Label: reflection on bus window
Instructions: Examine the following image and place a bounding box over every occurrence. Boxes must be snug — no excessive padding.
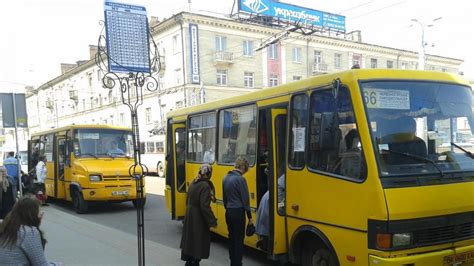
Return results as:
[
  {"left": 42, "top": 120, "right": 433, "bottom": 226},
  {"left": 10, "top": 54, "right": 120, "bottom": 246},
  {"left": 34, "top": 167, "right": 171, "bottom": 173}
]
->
[{"left": 218, "top": 105, "right": 257, "bottom": 165}]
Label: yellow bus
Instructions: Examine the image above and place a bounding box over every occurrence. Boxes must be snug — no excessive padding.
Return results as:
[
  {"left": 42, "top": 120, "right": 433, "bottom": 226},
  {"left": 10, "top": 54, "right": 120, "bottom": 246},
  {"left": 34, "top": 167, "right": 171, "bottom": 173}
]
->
[
  {"left": 29, "top": 124, "right": 145, "bottom": 213},
  {"left": 165, "top": 69, "right": 474, "bottom": 266}
]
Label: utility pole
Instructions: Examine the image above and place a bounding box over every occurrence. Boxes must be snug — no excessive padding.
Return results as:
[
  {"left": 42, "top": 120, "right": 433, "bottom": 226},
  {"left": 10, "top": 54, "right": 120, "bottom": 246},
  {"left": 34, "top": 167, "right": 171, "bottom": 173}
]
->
[{"left": 410, "top": 17, "right": 442, "bottom": 70}]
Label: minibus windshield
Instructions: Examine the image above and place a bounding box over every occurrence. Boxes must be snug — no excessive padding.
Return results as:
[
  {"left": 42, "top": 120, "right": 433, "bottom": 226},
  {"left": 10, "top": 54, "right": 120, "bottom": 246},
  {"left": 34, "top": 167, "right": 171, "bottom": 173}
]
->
[
  {"left": 361, "top": 80, "right": 474, "bottom": 186},
  {"left": 74, "top": 128, "right": 133, "bottom": 158}
]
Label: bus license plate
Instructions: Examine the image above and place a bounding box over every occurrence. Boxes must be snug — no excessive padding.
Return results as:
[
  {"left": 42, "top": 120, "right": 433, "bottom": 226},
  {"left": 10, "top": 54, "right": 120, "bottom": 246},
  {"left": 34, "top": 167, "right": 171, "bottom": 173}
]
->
[
  {"left": 444, "top": 251, "right": 474, "bottom": 265},
  {"left": 112, "top": 190, "right": 129, "bottom": 196}
]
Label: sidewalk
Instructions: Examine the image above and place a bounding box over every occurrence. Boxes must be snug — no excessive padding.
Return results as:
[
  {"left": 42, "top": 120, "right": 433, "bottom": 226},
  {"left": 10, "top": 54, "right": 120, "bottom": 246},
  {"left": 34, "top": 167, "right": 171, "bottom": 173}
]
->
[{"left": 42, "top": 206, "right": 183, "bottom": 265}]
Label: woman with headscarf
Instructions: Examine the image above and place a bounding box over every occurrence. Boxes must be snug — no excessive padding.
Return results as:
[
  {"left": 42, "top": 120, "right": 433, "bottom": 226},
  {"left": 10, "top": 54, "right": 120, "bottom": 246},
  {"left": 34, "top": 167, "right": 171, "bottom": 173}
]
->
[
  {"left": 0, "top": 166, "right": 16, "bottom": 219},
  {"left": 180, "top": 164, "right": 217, "bottom": 265}
]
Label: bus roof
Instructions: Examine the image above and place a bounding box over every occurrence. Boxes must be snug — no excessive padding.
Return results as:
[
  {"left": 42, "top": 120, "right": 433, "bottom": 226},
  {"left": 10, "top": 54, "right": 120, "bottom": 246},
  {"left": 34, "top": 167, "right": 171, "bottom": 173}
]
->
[
  {"left": 167, "top": 69, "right": 469, "bottom": 119},
  {"left": 31, "top": 124, "right": 132, "bottom": 137}
]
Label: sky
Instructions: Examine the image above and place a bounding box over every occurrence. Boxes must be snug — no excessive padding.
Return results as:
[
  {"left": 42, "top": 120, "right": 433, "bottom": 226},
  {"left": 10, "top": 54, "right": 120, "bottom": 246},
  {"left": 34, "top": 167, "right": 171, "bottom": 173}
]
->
[{"left": 0, "top": 0, "right": 473, "bottom": 92}]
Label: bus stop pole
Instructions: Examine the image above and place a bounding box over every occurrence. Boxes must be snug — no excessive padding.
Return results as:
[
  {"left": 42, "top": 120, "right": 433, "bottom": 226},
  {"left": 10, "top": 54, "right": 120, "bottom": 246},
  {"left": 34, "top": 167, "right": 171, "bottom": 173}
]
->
[{"left": 12, "top": 93, "right": 23, "bottom": 197}]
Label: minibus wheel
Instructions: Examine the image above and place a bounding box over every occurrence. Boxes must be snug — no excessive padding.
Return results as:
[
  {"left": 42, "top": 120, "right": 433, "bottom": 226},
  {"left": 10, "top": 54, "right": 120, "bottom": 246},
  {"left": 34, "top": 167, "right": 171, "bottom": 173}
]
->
[
  {"left": 72, "top": 190, "right": 89, "bottom": 214},
  {"left": 301, "top": 239, "right": 337, "bottom": 266},
  {"left": 157, "top": 162, "right": 164, "bottom": 177}
]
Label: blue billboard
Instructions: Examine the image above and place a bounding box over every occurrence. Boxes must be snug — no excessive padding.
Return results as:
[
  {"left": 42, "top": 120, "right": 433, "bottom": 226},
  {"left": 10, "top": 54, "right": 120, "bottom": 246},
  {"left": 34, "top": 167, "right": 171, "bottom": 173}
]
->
[{"left": 238, "top": 0, "right": 345, "bottom": 32}]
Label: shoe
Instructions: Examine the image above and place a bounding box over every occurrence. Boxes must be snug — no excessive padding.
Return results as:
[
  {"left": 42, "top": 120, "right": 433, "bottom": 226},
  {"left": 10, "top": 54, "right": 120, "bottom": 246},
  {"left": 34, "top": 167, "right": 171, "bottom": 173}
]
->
[{"left": 42, "top": 203, "right": 49, "bottom": 206}]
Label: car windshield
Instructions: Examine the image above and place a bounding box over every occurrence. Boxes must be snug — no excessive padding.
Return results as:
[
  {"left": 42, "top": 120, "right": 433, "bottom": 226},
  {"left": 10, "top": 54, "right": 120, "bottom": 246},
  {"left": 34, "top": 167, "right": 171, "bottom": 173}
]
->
[
  {"left": 74, "top": 128, "right": 133, "bottom": 158},
  {"left": 361, "top": 80, "right": 474, "bottom": 186}
]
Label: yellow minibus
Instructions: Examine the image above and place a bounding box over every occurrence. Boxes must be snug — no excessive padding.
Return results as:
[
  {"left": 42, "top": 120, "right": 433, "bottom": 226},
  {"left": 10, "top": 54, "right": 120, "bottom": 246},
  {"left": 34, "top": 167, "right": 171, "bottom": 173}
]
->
[{"left": 29, "top": 124, "right": 145, "bottom": 213}]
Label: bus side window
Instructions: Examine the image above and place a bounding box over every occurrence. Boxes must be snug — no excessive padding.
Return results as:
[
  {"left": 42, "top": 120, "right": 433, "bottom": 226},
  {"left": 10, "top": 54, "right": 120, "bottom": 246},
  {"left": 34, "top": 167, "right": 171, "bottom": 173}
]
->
[
  {"left": 289, "top": 94, "right": 308, "bottom": 169},
  {"left": 309, "top": 87, "right": 366, "bottom": 180}
]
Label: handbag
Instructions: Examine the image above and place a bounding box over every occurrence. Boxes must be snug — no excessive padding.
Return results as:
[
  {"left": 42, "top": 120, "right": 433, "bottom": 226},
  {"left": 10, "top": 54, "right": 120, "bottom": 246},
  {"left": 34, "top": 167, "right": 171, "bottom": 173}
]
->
[{"left": 246, "top": 222, "right": 255, "bottom": 236}]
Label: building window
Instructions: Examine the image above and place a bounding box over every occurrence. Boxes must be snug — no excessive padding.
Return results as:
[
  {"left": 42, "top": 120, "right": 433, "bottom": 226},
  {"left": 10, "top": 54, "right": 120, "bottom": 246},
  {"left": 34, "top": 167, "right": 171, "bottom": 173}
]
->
[
  {"left": 244, "top": 72, "right": 254, "bottom": 88},
  {"left": 120, "top": 113, "right": 125, "bottom": 124},
  {"left": 172, "top": 34, "right": 179, "bottom": 54},
  {"left": 269, "top": 74, "right": 278, "bottom": 87},
  {"left": 442, "top": 68, "right": 447, "bottom": 72},
  {"left": 216, "top": 36, "right": 227, "bottom": 51},
  {"left": 217, "top": 69, "right": 228, "bottom": 85},
  {"left": 334, "top": 53, "right": 342, "bottom": 69},
  {"left": 370, "top": 58, "right": 378, "bottom": 68},
  {"left": 314, "top": 50, "right": 322, "bottom": 64},
  {"left": 401, "top": 62, "right": 408, "bottom": 69},
  {"left": 174, "top": 68, "right": 182, "bottom": 84},
  {"left": 352, "top": 54, "right": 361, "bottom": 68},
  {"left": 387, "top": 60, "right": 394, "bottom": 69},
  {"left": 145, "top": 107, "right": 152, "bottom": 123},
  {"left": 269, "top": 43, "right": 278, "bottom": 59},
  {"left": 293, "top": 75, "right": 302, "bottom": 81},
  {"left": 293, "top": 47, "right": 302, "bottom": 63},
  {"left": 176, "top": 101, "right": 184, "bottom": 109},
  {"left": 243, "top": 40, "right": 253, "bottom": 56}
]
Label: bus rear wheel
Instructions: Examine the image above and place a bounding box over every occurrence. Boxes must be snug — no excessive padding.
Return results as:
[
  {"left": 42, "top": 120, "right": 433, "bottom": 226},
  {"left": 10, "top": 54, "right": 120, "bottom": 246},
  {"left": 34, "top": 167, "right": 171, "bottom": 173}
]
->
[
  {"left": 157, "top": 162, "right": 164, "bottom": 177},
  {"left": 72, "top": 190, "right": 89, "bottom": 214},
  {"left": 301, "top": 240, "right": 337, "bottom": 266}
]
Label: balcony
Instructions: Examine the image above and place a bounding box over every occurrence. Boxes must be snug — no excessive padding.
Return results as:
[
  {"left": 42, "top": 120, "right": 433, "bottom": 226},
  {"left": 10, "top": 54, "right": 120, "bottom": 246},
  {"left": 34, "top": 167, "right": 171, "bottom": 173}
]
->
[
  {"left": 312, "top": 63, "right": 328, "bottom": 74},
  {"left": 69, "top": 90, "right": 78, "bottom": 101},
  {"left": 46, "top": 99, "right": 54, "bottom": 109},
  {"left": 214, "top": 51, "right": 234, "bottom": 66}
]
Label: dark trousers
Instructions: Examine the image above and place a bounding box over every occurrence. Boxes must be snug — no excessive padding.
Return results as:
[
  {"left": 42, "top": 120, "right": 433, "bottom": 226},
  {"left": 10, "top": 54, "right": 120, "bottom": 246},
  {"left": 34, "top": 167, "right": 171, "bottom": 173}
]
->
[{"left": 225, "top": 208, "right": 245, "bottom": 266}]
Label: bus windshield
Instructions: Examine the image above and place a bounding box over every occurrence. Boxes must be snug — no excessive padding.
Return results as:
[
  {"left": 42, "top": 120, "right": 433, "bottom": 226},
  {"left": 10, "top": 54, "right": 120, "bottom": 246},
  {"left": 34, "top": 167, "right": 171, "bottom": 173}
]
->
[
  {"left": 361, "top": 81, "right": 474, "bottom": 185},
  {"left": 74, "top": 128, "right": 133, "bottom": 158}
]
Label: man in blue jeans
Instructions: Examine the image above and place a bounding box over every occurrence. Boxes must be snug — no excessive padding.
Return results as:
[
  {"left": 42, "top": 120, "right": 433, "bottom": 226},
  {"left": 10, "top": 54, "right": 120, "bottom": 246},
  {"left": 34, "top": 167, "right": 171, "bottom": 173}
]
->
[{"left": 3, "top": 152, "right": 19, "bottom": 198}]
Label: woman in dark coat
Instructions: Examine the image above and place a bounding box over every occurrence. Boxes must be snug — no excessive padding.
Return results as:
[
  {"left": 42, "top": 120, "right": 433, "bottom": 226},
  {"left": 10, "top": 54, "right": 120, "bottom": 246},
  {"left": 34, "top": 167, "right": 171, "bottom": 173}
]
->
[{"left": 180, "top": 164, "right": 217, "bottom": 265}]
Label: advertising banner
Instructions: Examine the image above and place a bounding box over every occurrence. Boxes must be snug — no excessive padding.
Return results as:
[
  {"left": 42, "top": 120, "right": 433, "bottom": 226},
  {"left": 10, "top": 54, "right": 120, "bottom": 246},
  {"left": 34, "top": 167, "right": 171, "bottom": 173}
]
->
[
  {"left": 238, "top": 0, "right": 345, "bottom": 32},
  {"left": 189, "top": 24, "right": 200, "bottom": 84}
]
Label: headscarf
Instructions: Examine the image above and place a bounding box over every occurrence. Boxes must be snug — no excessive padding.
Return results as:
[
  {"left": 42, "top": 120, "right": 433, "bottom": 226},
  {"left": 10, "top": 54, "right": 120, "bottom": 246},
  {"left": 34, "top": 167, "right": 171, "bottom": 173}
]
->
[{"left": 195, "top": 164, "right": 216, "bottom": 203}]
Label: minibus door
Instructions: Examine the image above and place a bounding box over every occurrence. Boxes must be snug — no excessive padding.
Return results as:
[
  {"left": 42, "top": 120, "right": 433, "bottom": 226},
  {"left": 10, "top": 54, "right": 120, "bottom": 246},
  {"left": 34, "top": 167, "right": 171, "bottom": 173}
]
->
[
  {"left": 164, "top": 123, "right": 187, "bottom": 220},
  {"left": 56, "top": 137, "right": 69, "bottom": 200},
  {"left": 268, "top": 108, "right": 288, "bottom": 256}
]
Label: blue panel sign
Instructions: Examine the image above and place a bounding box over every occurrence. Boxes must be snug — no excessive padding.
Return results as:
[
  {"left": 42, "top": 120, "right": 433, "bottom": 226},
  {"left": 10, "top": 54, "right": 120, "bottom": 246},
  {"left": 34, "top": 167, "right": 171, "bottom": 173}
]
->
[
  {"left": 104, "top": 1, "right": 151, "bottom": 73},
  {"left": 238, "top": 0, "right": 345, "bottom": 32},
  {"left": 189, "top": 24, "right": 200, "bottom": 84}
]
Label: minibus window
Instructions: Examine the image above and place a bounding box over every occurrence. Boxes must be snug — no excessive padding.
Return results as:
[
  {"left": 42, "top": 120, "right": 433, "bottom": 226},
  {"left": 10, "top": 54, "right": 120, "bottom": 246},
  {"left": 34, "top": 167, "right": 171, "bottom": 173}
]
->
[
  {"left": 308, "top": 87, "right": 366, "bottom": 180},
  {"left": 218, "top": 105, "right": 257, "bottom": 165},
  {"left": 289, "top": 94, "right": 308, "bottom": 169}
]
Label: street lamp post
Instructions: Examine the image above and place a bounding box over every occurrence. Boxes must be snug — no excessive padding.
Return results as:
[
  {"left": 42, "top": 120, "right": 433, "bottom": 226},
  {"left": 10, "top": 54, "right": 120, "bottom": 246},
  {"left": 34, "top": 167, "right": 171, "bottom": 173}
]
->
[{"left": 411, "top": 17, "right": 442, "bottom": 70}]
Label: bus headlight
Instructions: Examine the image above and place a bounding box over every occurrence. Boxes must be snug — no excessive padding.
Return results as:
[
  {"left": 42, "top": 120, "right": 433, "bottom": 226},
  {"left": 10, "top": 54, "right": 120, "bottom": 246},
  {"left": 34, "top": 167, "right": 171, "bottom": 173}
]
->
[
  {"left": 392, "top": 233, "right": 412, "bottom": 247},
  {"left": 89, "top": 175, "right": 102, "bottom": 182}
]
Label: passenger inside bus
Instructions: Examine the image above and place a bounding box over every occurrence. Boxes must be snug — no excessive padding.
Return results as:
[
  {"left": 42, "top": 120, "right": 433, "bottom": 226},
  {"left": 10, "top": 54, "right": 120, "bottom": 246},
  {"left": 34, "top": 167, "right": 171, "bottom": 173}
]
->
[
  {"left": 378, "top": 116, "right": 428, "bottom": 164},
  {"left": 107, "top": 140, "right": 125, "bottom": 155}
]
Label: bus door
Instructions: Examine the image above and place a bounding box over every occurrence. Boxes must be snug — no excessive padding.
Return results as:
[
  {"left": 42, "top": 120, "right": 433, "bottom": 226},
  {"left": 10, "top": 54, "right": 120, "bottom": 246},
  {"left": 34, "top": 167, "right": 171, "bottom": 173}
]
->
[
  {"left": 165, "top": 122, "right": 187, "bottom": 220},
  {"left": 269, "top": 108, "right": 288, "bottom": 256},
  {"left": 55, "top": 137, "right": 68, "bottom": 199}
]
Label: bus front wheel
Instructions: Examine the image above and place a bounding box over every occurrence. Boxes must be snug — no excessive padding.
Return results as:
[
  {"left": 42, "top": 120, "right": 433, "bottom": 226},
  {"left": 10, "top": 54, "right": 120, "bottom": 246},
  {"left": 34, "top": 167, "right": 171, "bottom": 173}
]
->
[
  {"left": 72, "top": 190, "right": 89, "bottom": 214},
  {"left": 301, "top": 240, "right": 337, "bottom": 266},
  {"left": 157, "top": 162, "right": 164, "bottom": 177}
]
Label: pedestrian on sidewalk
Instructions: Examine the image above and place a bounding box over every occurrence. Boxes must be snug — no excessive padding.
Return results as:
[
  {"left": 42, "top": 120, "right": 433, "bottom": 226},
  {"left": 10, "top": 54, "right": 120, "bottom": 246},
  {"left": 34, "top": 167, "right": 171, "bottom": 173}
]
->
[
  {"left": 222, "top": 157, "right": 253, "bottom": 266},
  {"left": 0, "top": 196, "right": 60, "bottom": 265},
  {"left": 0, "top": 166, "right": 16, "bottom": 219},
  {"left": 3, "top": 151, "right": 19, "bottom": 198},
  {"left": 180, "top": 164, "right": 217, "bottom": 266},
  {"left": 35, "top": 155, "right": 48, "bottom": 205}
]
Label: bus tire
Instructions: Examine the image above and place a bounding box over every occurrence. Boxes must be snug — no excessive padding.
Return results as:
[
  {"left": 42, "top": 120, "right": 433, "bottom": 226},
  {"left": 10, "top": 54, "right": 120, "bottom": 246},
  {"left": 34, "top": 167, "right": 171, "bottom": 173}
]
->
[
  {"left": 301, "top": 239, "right": 337, "bottom": 266},
  {"left": 132, "top": 197, "right": 147, "bottom": 208},
  {"left": 72, "top": 190, "right": 89, "bottom": 214},
  {"left": 157, "top": 161, "right": 164, "bottom": 177}
]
